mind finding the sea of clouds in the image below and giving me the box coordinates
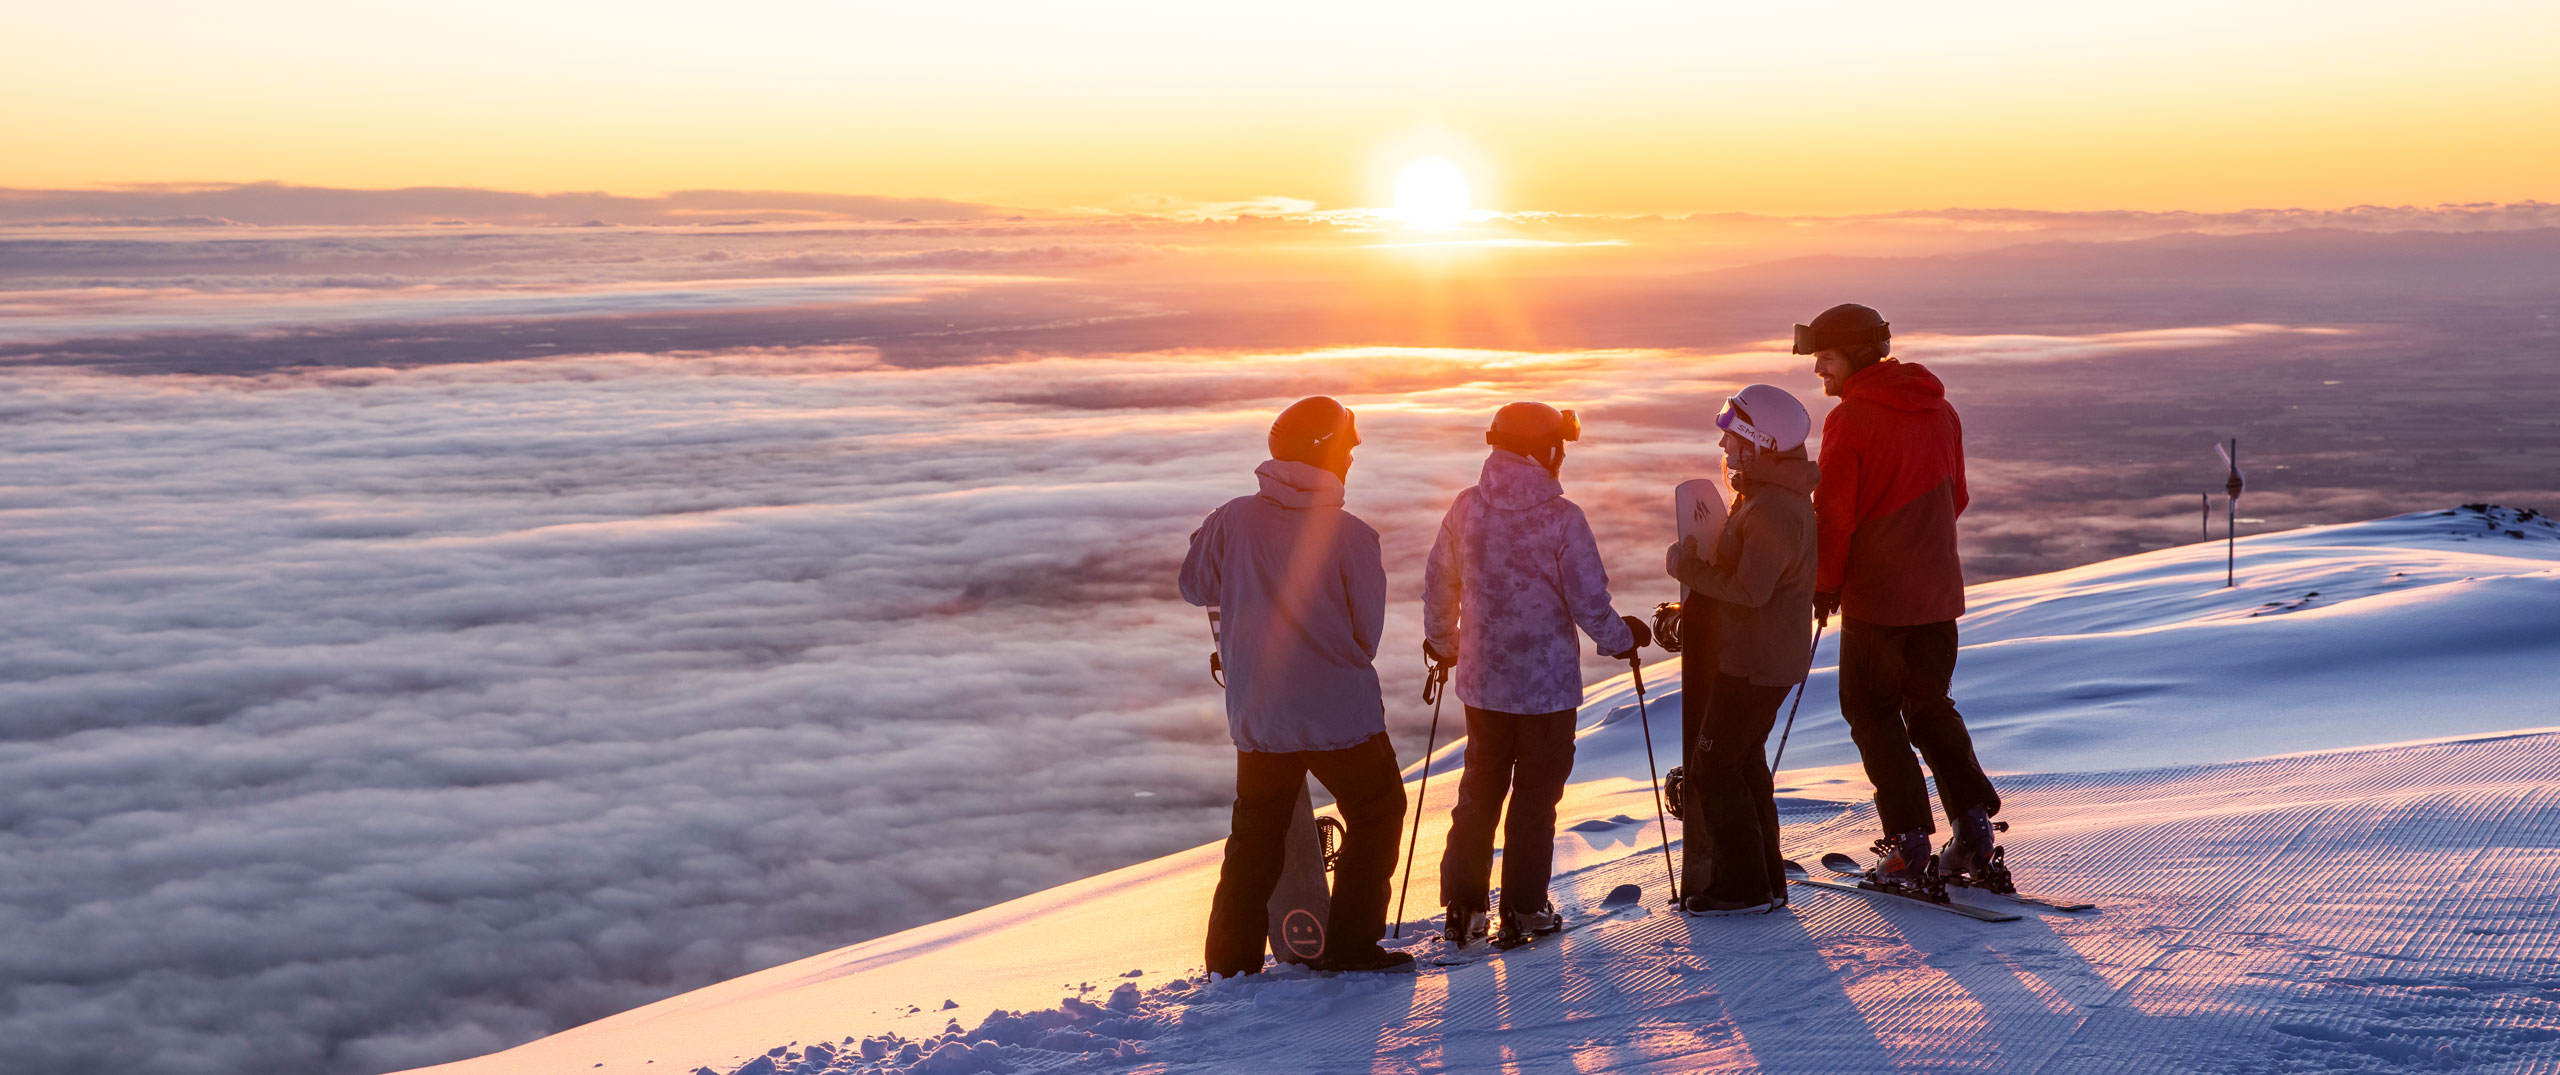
[6,211,2560,1075]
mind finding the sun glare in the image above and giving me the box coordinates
[1394,157,1472,230]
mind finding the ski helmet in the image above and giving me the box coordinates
[1485,402,1580,471]
[1791,303,1891,365]
[1715,384,1810,453]
[1269,396,1359,479]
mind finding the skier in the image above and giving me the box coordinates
[1179,396,1414,975]
[1663,384,1819,914]
[1794,303,2003,891]
[1423,402,1650,947]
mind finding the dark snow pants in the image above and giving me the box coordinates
[1436,706,1577,918]
[1838,617,2000,836]
[1205,733,1406,976]
[1683,673,1793,906]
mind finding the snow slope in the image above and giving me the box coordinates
[407,505,2560,1075]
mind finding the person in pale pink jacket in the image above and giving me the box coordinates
[1423,402,1648,947]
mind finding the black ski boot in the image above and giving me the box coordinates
[1490,903,1560,949]
[1443,904,1488,948]
[1939,808,2016,894]
[1863,829,1947,902]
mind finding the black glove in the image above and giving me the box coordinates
[1813,590,1840,624]
[1612,614,1651,660]
[1423,640,1455,668]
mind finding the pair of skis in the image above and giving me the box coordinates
[1424,883,1643,967]
[1786,852,2095,921]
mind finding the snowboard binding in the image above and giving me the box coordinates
[1651,602,1685,654]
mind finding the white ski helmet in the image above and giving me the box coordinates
[1715,384,1811,453]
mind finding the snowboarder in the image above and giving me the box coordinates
[1179,396,1414,976]
[1423,402,1650,947]
[1664,384,1819,914]
[1795,303,2004,890]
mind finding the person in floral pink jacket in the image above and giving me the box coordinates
[1423,402,1648,946]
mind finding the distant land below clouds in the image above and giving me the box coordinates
[6,182,2560,241]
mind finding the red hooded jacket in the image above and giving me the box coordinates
[1813,359,1968,626]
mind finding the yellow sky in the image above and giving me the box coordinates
[7,1,2556,214]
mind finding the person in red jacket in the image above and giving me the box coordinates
[1796,303,2004,892]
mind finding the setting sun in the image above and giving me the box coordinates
[1394,157,1472,229]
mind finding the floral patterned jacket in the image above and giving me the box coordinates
[1423,450,1636,716]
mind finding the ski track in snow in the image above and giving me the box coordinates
[413,507,2560,1075]
[667,737,2560,1075]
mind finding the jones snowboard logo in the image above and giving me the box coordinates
[1279,909,1325,959]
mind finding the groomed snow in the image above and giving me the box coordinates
[406,505,2560,1075]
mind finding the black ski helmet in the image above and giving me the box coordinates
[1792,303,1892,367]
[1485,401,1580,473]
[1269,396,1360,480]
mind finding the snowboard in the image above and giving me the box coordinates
[1266,782,1333,966]
[1674,478,1729,597]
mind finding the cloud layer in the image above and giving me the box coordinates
[7,221,2560,1075]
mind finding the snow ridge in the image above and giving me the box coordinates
[414,507,2560,1075]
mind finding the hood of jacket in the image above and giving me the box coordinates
[1254,458,1347,509]
[1732,448,1820,498]
[1475,449,1564,511]
[1841,358,1950,414]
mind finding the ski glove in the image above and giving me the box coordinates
[1612,614,1652,660]
[1423,639,1455,669]
[1666,538,1712,590]
[1813,590,1840,624]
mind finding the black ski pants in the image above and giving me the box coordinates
[1837,617,2000,837]
[1436,706,1577,918]
[1683,673,1793,906]
[1205,732,1405,976]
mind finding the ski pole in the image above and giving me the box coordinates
[1767,616,1828,775]
[1628,656,1680,905]
[1391,657,1450,939]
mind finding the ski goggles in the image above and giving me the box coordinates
[1792,320,1890,356]
[1715,396,1777,450]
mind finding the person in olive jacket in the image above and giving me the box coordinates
[1665,384,1819,913]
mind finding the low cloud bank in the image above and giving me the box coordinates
[0,184,1016,227]
[8,232,2560,1075]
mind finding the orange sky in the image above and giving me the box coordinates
[7,1,2557,215]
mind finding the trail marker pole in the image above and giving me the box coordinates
[2217,439,2244,587]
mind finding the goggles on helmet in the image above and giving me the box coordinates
[1792,320,1890,356]
[1715,395,1777,451]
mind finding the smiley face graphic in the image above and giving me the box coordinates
[1280,908,1325,960]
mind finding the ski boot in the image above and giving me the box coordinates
[1443,904,1489,949]
[1863,828,1948,902]
[1491,902,1561,949]
[1939,808,2016,894]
